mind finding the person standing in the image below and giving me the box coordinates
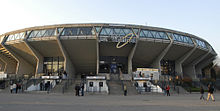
[40,82,43,91]
[12,83,17,94]
[166,85,170,96]
[75,85,80,96]
[200,86,205,100]
[163,85,167,96]
[10,83,13,93]
[139,72,142,77]
[124,85,127,96]
[81,84,84,96]
[207,84,215,101]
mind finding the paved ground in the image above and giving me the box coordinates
[0,92,219,111]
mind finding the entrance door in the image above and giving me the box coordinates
[99,56,128,74]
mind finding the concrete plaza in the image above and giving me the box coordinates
[0,93,219,111]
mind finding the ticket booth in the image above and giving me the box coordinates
[86,76,109,94]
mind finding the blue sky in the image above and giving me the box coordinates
[0,0,219,62]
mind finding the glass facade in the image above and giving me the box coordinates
[43,57,64,75]
[6,32,25,41]
[139,29,169,39]
[99,27,136,43]
[168,33,193,44]
[28,29,56,38]
[95,27,101,33]
[195,39,207,49]
[161,60,175,76]
[99,56,128,74]
[61,27,95,36]
[100,27,136,36]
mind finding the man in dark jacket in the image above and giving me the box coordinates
[200,86,205,100]
[81,84,84,96]
[207,84,215,101]
[75,85,80,96]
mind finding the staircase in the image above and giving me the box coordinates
[122,81,138,95]
[64,75,82,94]
[108,80,123,95]
[50,80,67,93]
[107,74,123,95]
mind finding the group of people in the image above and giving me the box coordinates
[200,84,215,101]
[40,81,51,92]
[10,82,22,93]
[138,72,145,77]
[75,83,84,96]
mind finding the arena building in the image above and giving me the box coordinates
[0,23,217,81]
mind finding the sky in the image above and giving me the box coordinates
[0,0,219,63]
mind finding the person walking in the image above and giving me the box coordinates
[124,85,127,96]
[166,85,170,96]
[200,86,205,100]
[75,85,80,96]
[207,84,215,101]
[10,83,13,93]
[81,84,84,96]
[12,83,17,94]
[163,85,167,96]
[40,82,43,91]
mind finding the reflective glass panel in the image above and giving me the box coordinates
[61,27,94,36]
[29,29,56,38]
[133,29,139,35]
[6,32,25,41]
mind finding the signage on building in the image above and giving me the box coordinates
[86,76,106,80]
[116,33,135,48]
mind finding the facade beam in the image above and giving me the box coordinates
[151,32,173,73]
[24,32,44,77]
[184,46,212,80]
[1,36,35,76]
[128,28,140,75]
[56,28,76,78]
[95,26,102,75]
[0,54,17,74]
[175,41,197,78]
[195,56,216,77]
[0,58,6,71]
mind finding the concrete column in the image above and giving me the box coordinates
[128,28,140,75]
[95,26,100,75]
[0,36,17,74]
[184,46,212,80]
[24,40,44,77]
[56,28,76,78]
[0,59,5,71]
[0,54,17,74]
[175,41,197,78]
[1,39,35,76]
[151,33,173,73]
[195,56,216,76]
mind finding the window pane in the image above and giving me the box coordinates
[6,32,25,41]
